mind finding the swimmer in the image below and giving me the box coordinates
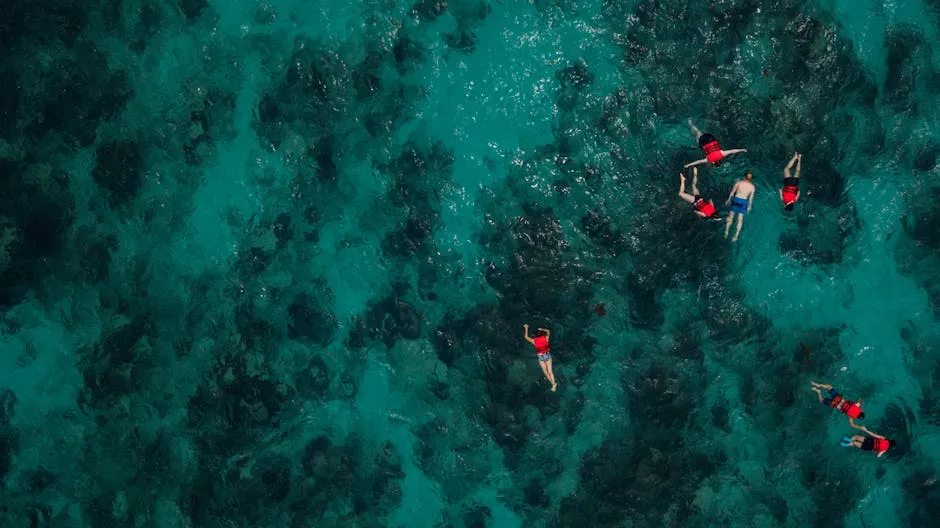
[523,324,557,392]
[780,152,802,211]
[724,172,755,242]
[684,119,747,168]
[810,381,865,429]
[840,428,895,458]
[678,168,719,219]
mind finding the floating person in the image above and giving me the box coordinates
[840,428,895,458]
[724,172,755,242]
[780,152,802,211]
[678,168,719,219]
[810,380,865,428]
[523,324,557,392]
[684,119,748,168]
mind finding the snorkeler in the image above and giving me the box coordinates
[523,324,557,392]
[840,427,895,458]
[780,152,802,211]
[724,172,755,242]
[810,380,865,429]
[684,119,747,168]
[678,168,719,219]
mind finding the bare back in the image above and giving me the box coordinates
[734,180,755,200]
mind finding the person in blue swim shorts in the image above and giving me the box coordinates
[724,171,755,242]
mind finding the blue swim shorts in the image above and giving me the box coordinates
[729,196,748,215]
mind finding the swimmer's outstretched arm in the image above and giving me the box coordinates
[784,152,799,178]
[795,152,802,178]
[810,381,833,390]
[722,148,747,157]
[848,418,865,430]
[861,427,884,439]
[684,158,709,169]
[687,119,703,139]
[523,324,534,344]
[726,182,739,204]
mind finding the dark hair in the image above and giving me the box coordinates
[535,329,548,337]
[889,439,896,447]
[858,412,865,420]
[744,171,753,179]
[784,203,794,212]
[711,160,722,167]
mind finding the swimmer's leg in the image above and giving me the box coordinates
[678,174,696,203]
[539,360,553,388]
[546,358,557,391]
[811,387,824,403]
[725,213,734,238]
[784,152,798,179]
[732,214,744,242]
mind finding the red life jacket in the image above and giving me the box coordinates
[694,198,716,217]
[702,140,723,163]
[533,336,550,355]
[782,185,798,204]
[844,403,862,418]
[831,396,862,418]
[872,438,890,453]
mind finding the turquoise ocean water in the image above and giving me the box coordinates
[1,0,940,526]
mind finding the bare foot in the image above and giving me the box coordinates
[551,383,557,392]
[680,173,686,182]
[732,235,739,243]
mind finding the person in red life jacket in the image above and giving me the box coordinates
[724,172,755,242]
[780,152,802,211]
[841,427,895,458]
[523,324,557,392]
[678,168,719,219]
[684,119,748,169]
[810,380,866,429]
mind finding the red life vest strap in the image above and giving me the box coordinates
[830,395,843,409]
[703,141,723,163]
